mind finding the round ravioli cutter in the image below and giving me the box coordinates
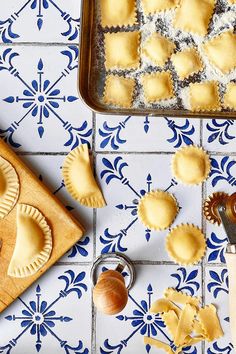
[203,192,229,225]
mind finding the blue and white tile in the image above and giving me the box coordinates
[0,45,92,152]
[95,115,200,152]
[96,154,202,260]
[203,119,236,153]
[20,154,93,262]
[205,266,233,354]
[96,264,202,354]
[0,264,91,354]
[0,0,81,44]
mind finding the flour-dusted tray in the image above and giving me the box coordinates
[78,0,236,118]
[0,139,84,313]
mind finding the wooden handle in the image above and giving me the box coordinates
[225,252,236,349]
[93,270,128,315]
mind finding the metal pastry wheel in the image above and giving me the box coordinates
[90,253,135,315]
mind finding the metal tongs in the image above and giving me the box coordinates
[217,195,236,348]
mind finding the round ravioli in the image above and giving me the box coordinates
[137,190,178,231]
[0,156,19,219]
[166,224,206,265]
[171,146,211,185]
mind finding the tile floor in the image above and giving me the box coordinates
[0,1,236,353]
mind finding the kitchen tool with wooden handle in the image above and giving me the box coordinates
[90,253,135,315]
[218,197,236,349]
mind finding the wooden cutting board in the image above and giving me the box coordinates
[0,139,84,313]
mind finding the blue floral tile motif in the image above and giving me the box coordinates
[209,157,236,188]
[207,342,233,354]
[0,270,88,354]
[99,156,178,253]
[0,46,92,150]
[0,0,80,43]
[207,232,227,264]
[99,267,200,354]
[98,116,195,151]
[205,120,235,146]
[207,269,228,299]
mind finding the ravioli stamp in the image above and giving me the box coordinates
[171,48,203,80]
[141,72,175,103]
[100,0,137,27]
[166,224,206,265]
[189,81,221,112]
[137,190,178,231]
[62,144,106,208]
[104,74,135,108]
[0,156,19,220]
[173,0,215,36]
[8,204,52,278]
[105,31,140,70]
[171,145,211,185]
[142,0,180,14]
[142,33,175,67]
[203,31,236,74]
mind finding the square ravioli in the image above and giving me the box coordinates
[142,0,180,14]
[224,82,236,110]
[189,81,220,112]
[105,32,140,70]
[203,31,236,74]
[142,33,175,67]
[103,74,135,108]
[100,0,137,27]
[173,0,215,36]
[171,48,203,79]
[141,72,174,103]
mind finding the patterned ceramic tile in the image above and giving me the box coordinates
[0,45,92,152]
[96,264,202,354]
[205,266,232,354]
[0,264,91,354]
[96,153,202,260]
[95,115,200,152]
[19,154,93,262]
[0,0,80,43]
[202,119,236,153]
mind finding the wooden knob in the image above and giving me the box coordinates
[93,270,128,315]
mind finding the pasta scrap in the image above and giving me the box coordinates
[174,304,197,346]
[141,72,175,103]
[62,144,106,208]
[171,48,203,80]
[142,33,175,67]
[105,31,140,70]
[144,337,174,354]
[163,310,179,338]
[100,0,137,27]
[104,74,135,108]
[150,298,181,316]
[198,305,223,341]
[142,0,180,14]
[164,288,200,307]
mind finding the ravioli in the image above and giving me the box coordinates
[105,31,140,70]
[173,0,215,36]
[171,48,203,80]
[62,144,106,208]
[203,31,236,74]
[0,156,19,219]
[8,204,52,278]
[142,33,175,67]
[224,82,236,110]
[104,74,135,108]
[141,72,174,103]
[137,190,178,231]
[100,0,137,27]
[171,145,211,185]
[189,81,220,112]
[142,0,180,14]
[166,224,206,265]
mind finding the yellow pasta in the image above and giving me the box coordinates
[189,81,221,112]
[174,304,197,346]
[142,0,180,14]
[144,337,174,354]
[163,310,179,338]
[100,0,137,27]
[62,144,106,208]
[198,305,224,341]
[142,33,175,67]
[105,32,140,70]
[171,48,203,80]
[103,74,135,109]
[0,156,19,219]
[150,298,181,316]
[224,82,236,110]
[141,72,175,103]
[8,204,52,278]
[164,288,200,307]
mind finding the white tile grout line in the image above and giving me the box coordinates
[0,42,79,47]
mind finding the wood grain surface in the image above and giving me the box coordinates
[0,139,84,313]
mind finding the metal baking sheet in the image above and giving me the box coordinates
[78,0,236,118]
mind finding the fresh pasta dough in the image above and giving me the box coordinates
[62,144,106,208]
[171,48,203,80]
[142,33,175,67]
[8,204,52,278]
[104,74,135,108]
[100,0,137,27]
[141,72,174,103]
[0,156,19,219]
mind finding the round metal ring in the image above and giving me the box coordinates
[90,252,135,290]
